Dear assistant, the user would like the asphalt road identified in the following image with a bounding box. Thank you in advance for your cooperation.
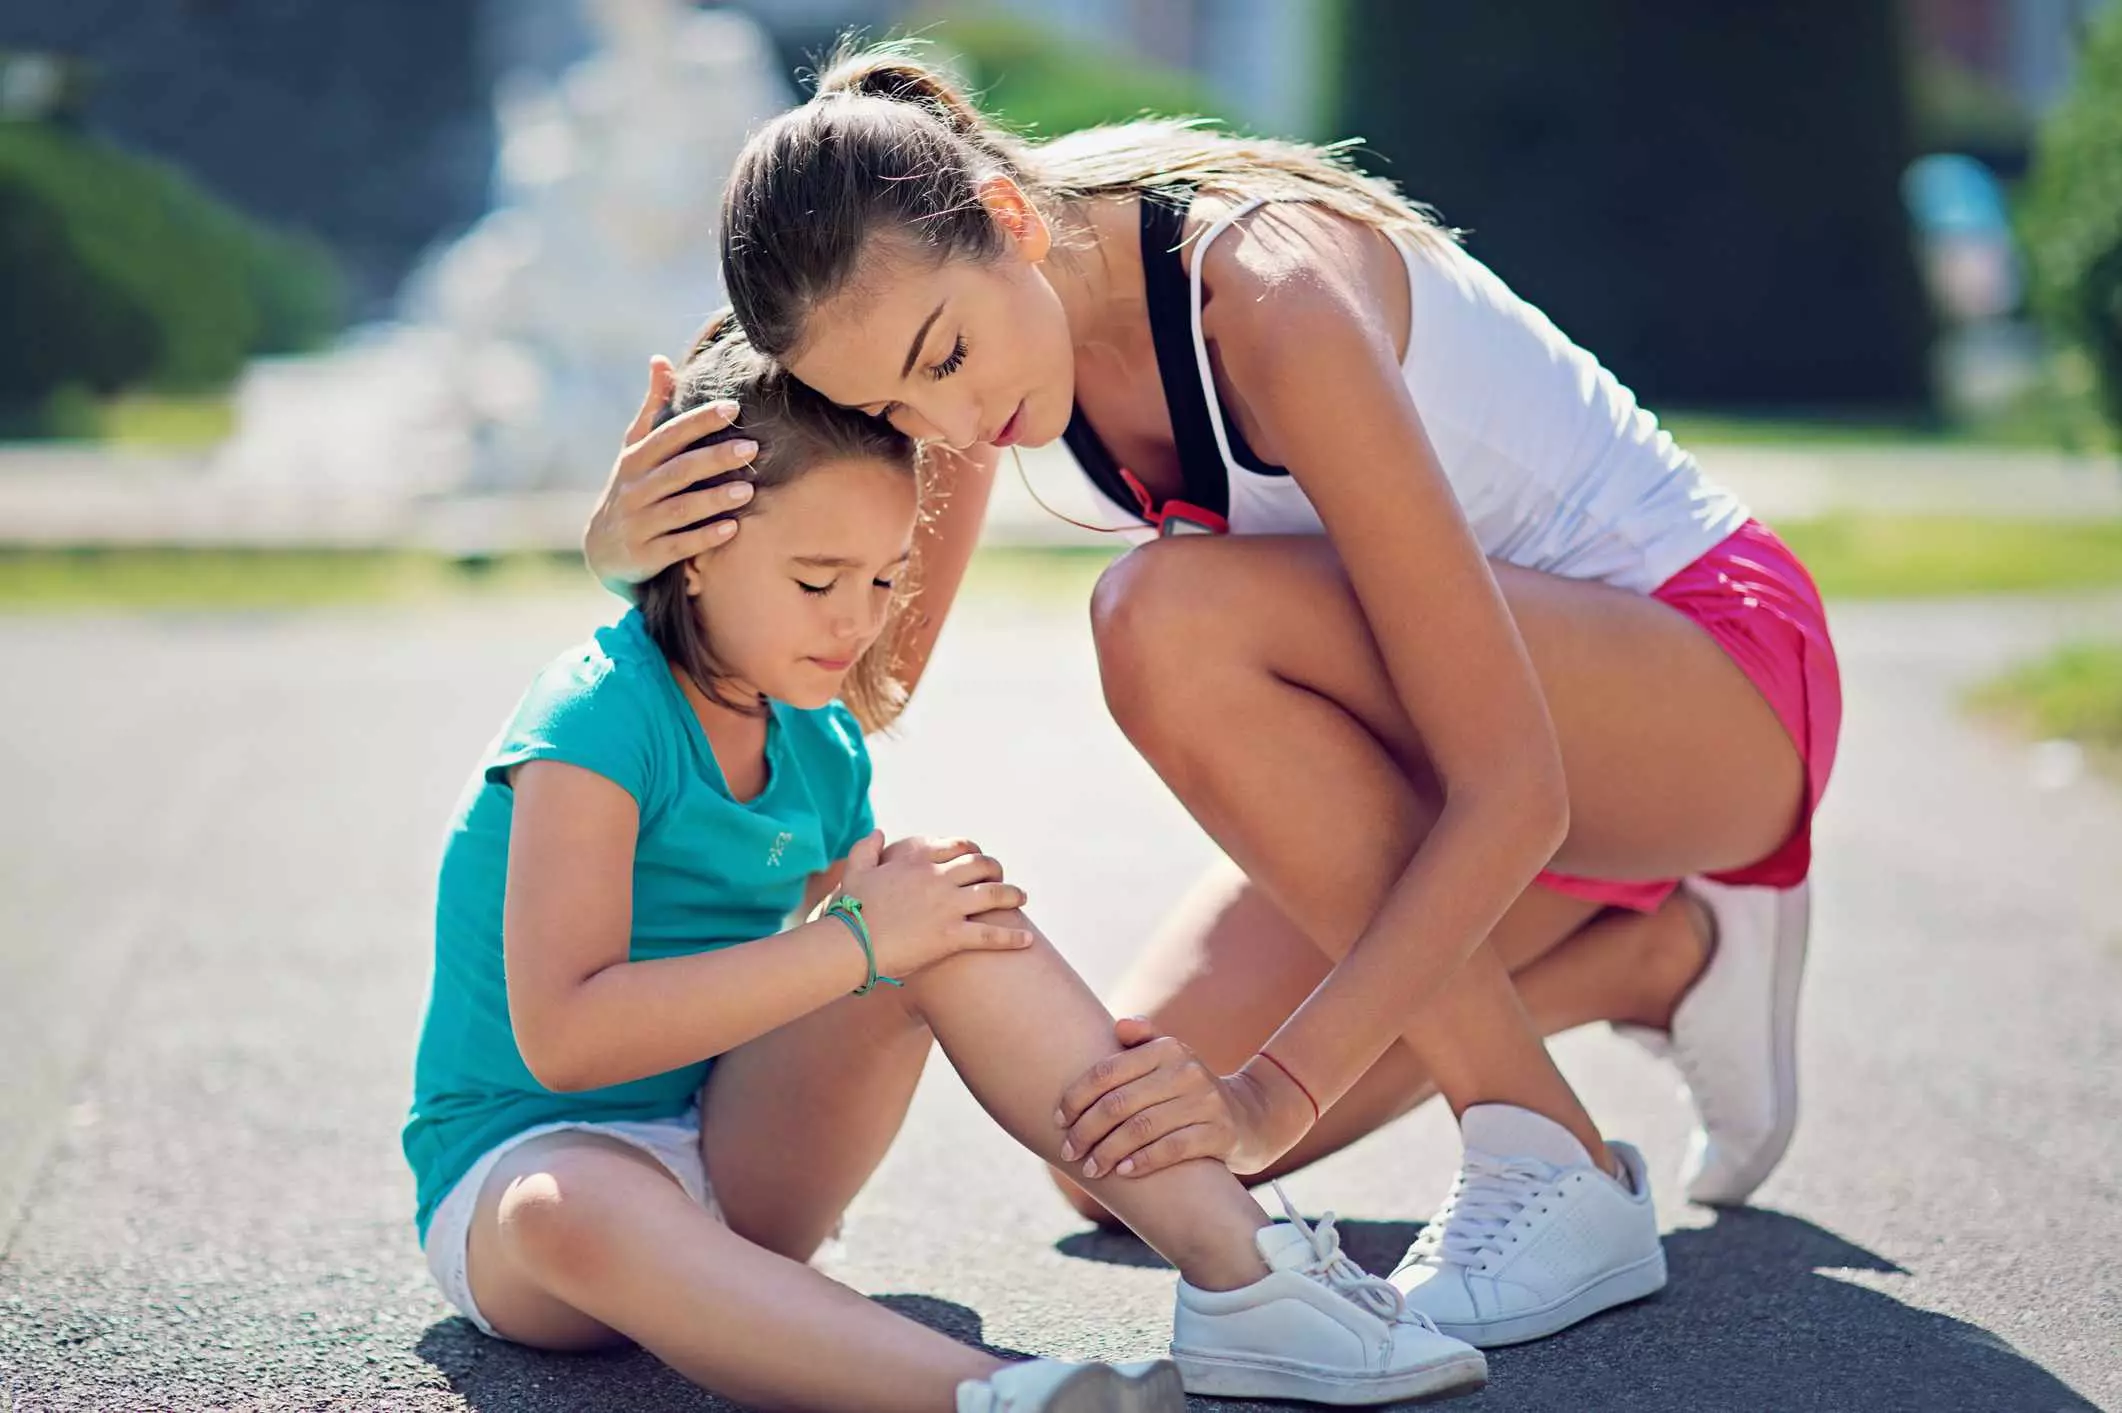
[2,586,2117,1411]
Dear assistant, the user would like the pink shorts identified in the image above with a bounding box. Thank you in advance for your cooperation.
[1534,519,1843,913]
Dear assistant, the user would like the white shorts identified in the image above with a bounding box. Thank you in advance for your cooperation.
[422,1104,722,1339]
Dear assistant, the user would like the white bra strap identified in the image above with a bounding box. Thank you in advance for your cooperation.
[1187,197,1273,479]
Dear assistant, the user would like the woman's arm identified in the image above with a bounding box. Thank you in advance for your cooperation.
[504,760,872,1091]
[894,442,998,695]
[1210,210,1570,1131]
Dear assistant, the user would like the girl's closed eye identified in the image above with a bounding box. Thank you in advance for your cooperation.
[797,576,899,596]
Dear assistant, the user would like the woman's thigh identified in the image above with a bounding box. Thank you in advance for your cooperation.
[1097,534,1804,882]
[697,988,934,1264]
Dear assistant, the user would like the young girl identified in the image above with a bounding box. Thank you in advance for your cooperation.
[404,314,1497,1410]
[587,42,1842,1351]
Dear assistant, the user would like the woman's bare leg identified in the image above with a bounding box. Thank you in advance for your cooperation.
[1087,536,1801,1168]
[1057,868,1707,1221]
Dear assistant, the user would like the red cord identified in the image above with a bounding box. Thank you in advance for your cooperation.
[1257,1049,1321,1123]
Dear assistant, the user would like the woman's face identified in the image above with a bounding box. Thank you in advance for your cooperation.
[683,455,916,710]
[780,186,1077,454]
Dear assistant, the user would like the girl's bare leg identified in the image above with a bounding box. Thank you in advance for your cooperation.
[460,990,1002,1412]
[459,907,1279,1409]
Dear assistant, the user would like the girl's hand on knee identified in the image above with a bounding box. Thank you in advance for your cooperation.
[837,832,1033,978]
[1054,1018,1290,1181]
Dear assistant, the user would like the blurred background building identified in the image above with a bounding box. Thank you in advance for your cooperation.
[2,0,2118,494]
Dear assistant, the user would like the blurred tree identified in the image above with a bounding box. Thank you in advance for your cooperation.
[2023,1,2122,440]
[1335,1,1936,411]
[0,122,343,431]
[913,13,1238,137]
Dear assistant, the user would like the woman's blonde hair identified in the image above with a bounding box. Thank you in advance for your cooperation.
[720,37,1450,360]
[636,309,919,733]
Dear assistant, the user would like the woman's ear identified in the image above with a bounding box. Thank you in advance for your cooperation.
[682,551,709,598]
[977,175,1051,262]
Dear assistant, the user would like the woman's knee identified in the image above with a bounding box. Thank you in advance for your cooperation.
[1090,540,1250,738]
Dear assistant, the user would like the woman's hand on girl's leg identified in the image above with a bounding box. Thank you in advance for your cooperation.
[1053,1017,1310,1181]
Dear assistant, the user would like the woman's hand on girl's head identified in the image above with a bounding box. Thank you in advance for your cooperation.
[1054,1018,1309,1181]
[837,832,1033,978]
[582,356,761,596]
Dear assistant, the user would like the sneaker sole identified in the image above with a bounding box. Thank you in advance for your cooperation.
[1171,1347,1488,1405]
[1432,1247,1668,1348]
[1688,881,1810,1206]
[1039,1360,1187,1413]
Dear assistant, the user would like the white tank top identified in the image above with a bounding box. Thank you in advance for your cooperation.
[1061,195,1750,595]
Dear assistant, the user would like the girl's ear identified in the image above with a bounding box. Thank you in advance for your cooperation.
[977,175,1051,262]
[682,551,709,598]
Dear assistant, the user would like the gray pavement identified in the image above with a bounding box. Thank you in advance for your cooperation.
[2,585,2119,1411]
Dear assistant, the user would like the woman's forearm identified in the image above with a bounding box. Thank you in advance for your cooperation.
[1257,776,1567,1108]
[514,917,869,1092]
[893,443,996,695]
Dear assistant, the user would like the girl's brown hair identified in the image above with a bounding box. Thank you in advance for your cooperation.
[636,310,919,733]
[720,37,1450,361]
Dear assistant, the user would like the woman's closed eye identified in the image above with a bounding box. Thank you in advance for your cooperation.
[860,335,966,422]
[927,334,968,381]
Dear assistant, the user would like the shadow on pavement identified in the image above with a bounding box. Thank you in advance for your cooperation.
[414,1292,1023,1412]
[1058,1208,2095,1412]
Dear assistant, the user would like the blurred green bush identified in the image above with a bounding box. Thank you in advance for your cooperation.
[2022,3,2122,440]
[0,120,344,435]
[917,13,1238,136]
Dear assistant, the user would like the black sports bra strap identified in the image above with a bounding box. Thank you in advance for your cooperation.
[1137,188,1231,520]
[1060,187,1233,526]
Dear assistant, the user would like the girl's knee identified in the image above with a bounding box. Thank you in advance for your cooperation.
[492,1148,653,1287]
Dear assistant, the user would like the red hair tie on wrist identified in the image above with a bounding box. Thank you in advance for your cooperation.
[1257,1049,1321,1124]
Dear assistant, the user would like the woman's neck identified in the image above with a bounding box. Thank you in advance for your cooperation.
[1044,196,1151,366]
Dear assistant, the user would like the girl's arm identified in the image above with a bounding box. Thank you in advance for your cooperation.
[504,762,1030,1093]
[504,760,871,1092]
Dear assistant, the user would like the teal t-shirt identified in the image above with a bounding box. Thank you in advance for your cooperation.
[403,609,874,1242]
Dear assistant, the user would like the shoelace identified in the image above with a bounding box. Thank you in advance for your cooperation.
[1397,1153,1558,1271]
[1267,1181,1442,1332]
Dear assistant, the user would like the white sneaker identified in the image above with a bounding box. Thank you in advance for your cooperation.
[1390,1105,1666,1347]
[956,1358,1183,1413]
[1172,1183,1488,1405]
[1618,878,1810,1205]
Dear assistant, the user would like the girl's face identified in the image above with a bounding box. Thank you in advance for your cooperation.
[683,456,917,710]
[781,184,1077,454]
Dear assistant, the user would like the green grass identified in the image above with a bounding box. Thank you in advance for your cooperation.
[96,393,237,448]
[0,549,592,610]
[1776,516,2122,598]
[1973,641,2122,771]
[3,515,2121,612]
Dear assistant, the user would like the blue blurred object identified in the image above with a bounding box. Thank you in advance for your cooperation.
[1903,152,2013,238]
[1902,152,2022,324]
